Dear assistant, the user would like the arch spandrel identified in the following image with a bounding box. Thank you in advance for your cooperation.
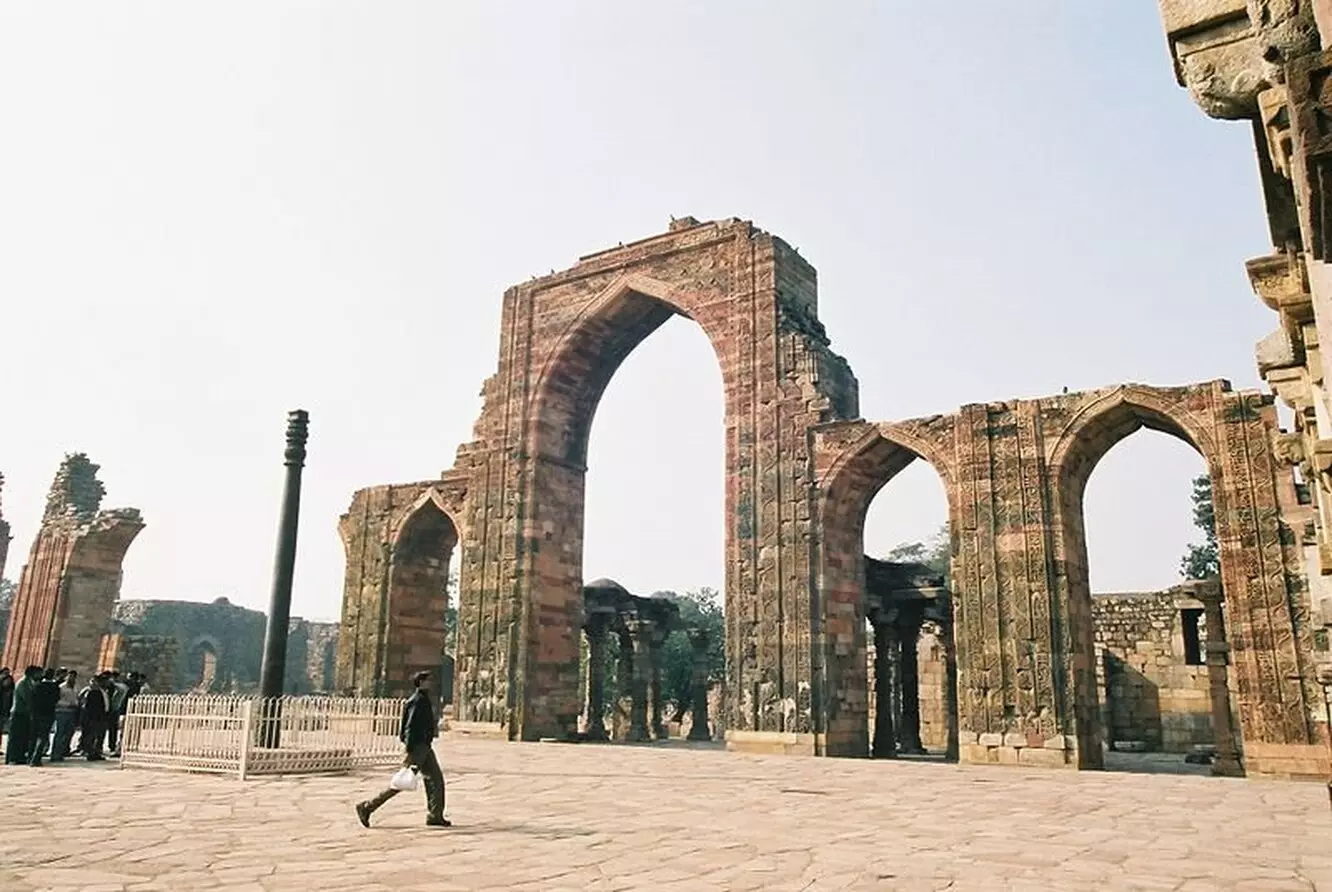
[1045,383,1224,485]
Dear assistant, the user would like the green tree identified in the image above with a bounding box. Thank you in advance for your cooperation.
[1179,473,1220,580]
[657,587,725,715]
[0,577,14,611]
[884,523,951,583]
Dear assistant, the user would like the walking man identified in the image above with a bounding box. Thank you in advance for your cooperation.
[355,670,448,828]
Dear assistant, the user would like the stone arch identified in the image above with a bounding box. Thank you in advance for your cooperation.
[527,273,735,469]
[185,634,222,693]
[1040,381,1322,772]
[379,497,459,698]
[814,422,956,756]
[450,219,860,743]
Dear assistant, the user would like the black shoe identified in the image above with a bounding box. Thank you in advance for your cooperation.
[355,803,371,828]
[426,816,451,827]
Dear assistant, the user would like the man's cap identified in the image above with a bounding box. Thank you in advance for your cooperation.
[411,670,431,684]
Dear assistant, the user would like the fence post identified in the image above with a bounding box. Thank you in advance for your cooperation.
[239,699,254,781]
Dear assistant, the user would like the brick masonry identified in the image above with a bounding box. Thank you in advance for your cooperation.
[335,220,1329,776]
[1,454,143,681]
[111,597,338,694]
[813,382,1328,777]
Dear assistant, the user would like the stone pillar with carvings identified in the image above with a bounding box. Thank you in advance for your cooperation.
[614,623,635,740]
[583,613,611,741]
[1197,583,1245,777]
[940,611,961,762]
[687,627,712,741]
[624,616,652,743]
[898,607,926,755]
[648,622,670,740]
[871,608,898,759]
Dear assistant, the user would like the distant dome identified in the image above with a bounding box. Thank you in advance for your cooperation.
[584,578,628,595]
[212,596,231,606]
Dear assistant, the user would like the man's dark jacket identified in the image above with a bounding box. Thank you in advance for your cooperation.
[32,678,59,721]
[399,688,437,748]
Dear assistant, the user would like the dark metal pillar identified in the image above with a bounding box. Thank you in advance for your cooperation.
[257,409,309,747]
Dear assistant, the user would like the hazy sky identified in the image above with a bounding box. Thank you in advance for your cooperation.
[0,3,1274,621]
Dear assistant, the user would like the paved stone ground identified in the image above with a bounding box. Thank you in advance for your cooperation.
[1,738,1330,891]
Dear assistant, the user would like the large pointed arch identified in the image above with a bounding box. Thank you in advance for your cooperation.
[813,420,956,756]
[527,273,735,468]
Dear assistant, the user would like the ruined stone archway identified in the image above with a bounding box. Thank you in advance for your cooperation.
[377,497,458,699]
[446,218,860,743]
[812,418,957,757]
[1046,383,1323,775]
[335,479,467,698]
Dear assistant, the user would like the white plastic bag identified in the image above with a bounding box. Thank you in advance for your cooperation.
[390,767,419,792]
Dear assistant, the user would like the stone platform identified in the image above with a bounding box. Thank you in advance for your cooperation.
[1,738,1330,891]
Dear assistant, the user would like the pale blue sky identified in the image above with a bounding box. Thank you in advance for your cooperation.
[0,3,1270,621]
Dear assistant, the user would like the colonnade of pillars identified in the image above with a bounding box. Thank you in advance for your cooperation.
[581,609,712,743]
[868,599,959,760]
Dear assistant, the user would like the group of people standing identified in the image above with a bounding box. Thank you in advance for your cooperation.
[0,665,146,766]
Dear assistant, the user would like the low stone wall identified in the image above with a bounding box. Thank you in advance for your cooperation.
[1092,591,1214,753]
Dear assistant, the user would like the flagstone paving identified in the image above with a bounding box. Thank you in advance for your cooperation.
[1,738,1330,891]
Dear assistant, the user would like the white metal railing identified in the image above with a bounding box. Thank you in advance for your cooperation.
[120,694,406,779]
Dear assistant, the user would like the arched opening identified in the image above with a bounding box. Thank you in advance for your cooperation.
[818,429,956,759]
[1055,399,1242,775]
[186,637,220,693]
[575,302,726,744]
[862,456,955,762]
[384,499,458,699]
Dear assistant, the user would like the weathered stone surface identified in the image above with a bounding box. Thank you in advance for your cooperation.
[4,738,1332,890]
[813,382,1328,777]
[1,454,142,679]
[1093,589,1218,754]
[338,218,860,744]
[97,632,179,688]
[110,597,337,694]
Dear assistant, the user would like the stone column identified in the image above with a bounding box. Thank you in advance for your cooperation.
[648,624,669,740]
[615,625,634,740]
[898,609,925,755]
[583,614,610,741]
[942,615,961,762]
[687,627,712,741]
[625,617,652,743]
[1199,589,1244,777]
[871,611,898,759]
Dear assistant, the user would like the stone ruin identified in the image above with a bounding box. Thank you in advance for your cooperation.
[334,216,1332,779]
[0,454,338,693]
[2,453,143,680]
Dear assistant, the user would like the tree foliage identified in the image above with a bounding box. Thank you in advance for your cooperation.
[657,587,725,713]
[1179,473,1220,580]
[884,523,951,584]
[0,577,14,612]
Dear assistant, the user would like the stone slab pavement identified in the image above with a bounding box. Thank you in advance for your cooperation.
[1,738,1330,891]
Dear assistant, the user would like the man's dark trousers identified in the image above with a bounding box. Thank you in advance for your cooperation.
[361,744,445,820]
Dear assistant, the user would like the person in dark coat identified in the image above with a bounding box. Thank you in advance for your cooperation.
[78,673,111,761]
[27,668,60,766]
[355,670,448,827]
[4,666,40,764]
[0,668,14,748]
